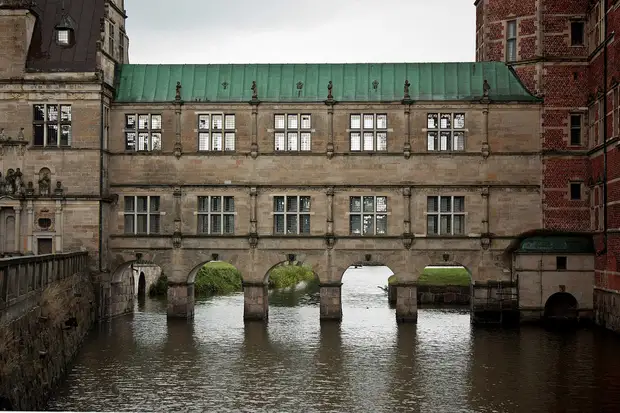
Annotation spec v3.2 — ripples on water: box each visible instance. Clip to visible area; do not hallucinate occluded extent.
[47,268,620,413]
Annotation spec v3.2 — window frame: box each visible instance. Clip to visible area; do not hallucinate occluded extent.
[506,20,517,62]
[33,103,72,147]
[349,113,388,152]
[570,182,582,200]
[614,86,620,138]
[103,106,110,150]
[107,20,115,57]
[426,113,466,152]
[274,114,312,152]
[123,196,161,235]
[569,113,582,146]
[348,196,389,236]
[556,256,567,270]
[570,21,585,46]
[197,196,235,235]
[124,113,163,152]
[426,195,466,236]
[592,184,604,231]
[588,1,605,53]
[273,195,311,235]
[197,113,236,152]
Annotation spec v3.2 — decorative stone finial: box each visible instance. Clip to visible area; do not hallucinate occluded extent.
[327,80,333,100]
[483,79,491,97]
[404,79,411,99]
[175,81,182,101]
[251,81,258,100]
[372,80,379,90]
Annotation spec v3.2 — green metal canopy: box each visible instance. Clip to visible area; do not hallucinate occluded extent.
[114,62,540,103]
[517,236,595,254]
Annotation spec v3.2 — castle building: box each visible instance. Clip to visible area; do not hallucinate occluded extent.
[0,0,609,325]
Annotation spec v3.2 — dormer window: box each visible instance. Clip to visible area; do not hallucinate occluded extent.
[54,12,76,47]
[56,29,70,46]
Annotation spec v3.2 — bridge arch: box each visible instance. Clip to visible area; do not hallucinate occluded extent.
[185,251,248,284]
[544,292,579,321]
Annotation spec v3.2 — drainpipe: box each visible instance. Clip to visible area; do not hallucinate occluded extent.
[600,1,610,256]
[98,87,104,272]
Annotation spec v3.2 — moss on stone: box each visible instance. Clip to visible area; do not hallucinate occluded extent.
[417,267,471,286]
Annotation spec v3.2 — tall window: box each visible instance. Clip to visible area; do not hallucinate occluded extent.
[598,99,604,145]
[275,114,312,151]
[349,114,387,151]
[506,20,517,62]
[570,114,582,146]
[349,196,388,235]
[427,196,465,235]
[571,21,585,46]
[108,21,115,56]
[124,196,160,234]
[589,1,605,53]
[33,104,72,147]
[198,114,235,151]
[273,196,311,235]
[427,113,465,151]
[588,104,596,146]
[125,114,162,151]
[118,31,125,62]
[197,196,235,234]
[103,106,110,150]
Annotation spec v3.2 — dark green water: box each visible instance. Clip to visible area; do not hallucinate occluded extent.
[47,268,620,412]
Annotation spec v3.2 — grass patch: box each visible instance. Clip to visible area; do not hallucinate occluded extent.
[268,262,316,289]
[148,273,168,297]
[194,262,243,296]
[386,267,471,286]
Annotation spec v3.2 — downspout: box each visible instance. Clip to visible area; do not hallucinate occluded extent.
[98,87,104,272]
[601,0,609,256]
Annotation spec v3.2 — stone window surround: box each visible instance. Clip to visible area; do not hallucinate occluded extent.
[122,195,164,235]
[194,195,237,235]
[270,195,313,235]
[425,195,467,236]
[124,113,162,152]
[347,195,390,236]
[273,113,313,152]
[569,181,583,201]
[32,103,72,148]
[107,20,116,58]
[588,1,605,53]
[569,112,584,146]
[196,113,236,152]
[569,20,586,47]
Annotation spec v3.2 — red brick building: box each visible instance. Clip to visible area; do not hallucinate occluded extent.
[476,0,620,326]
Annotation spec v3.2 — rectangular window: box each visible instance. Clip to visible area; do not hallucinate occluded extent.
[123,196,161,235]
[592,184,604,231]
[588,104,596,146]
[427,113,465,152]
[198,114,235,151]
[108,21,115,57]
[119,32,125,62]
[274,114,311,151]
[427,196,465,236]
[349,196,388,235]
[556,256,567,270]
[33,104,72,147]
[103,106,110,150]
[273,196,311,235]
[125,114,162,151]
[197,196,235,234]
[570,114,582,146]
[598,99,604,145]
[349,114,388,152]
[570,182,582,200]
[571,21,585,46]
[589,2,605,53]
[614,87,620,137]
[506,20,517,62]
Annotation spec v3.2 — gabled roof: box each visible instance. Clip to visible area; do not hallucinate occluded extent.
[26,0,104,72]
[114,62,540,103]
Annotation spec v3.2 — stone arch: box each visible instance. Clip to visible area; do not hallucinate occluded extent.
[332,250,408,284]
[185,251,248,284]
[138,272,146,297]
[254,250,328,284]
[544,292,579,320]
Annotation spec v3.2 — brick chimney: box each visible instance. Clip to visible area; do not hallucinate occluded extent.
[0,0,38,79]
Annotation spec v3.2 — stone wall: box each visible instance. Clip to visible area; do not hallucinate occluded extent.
[594,288,620,334]
[0,272,96,411]
[417,285,470,306]
[91,270,134,320]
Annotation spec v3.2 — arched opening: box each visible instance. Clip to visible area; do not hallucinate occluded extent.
[544,292,579,324]
[341,263,394,313]
[188,260,243,298]
[416,264,472,307]
[138,272,146,297]
[265,260,320,307]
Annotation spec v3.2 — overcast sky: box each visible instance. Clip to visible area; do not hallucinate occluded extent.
[124,0,476,64]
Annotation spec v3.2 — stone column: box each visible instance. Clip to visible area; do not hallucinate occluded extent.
[326,186,334,235]
[26,200,33,253]
[173,186,182,248]
[250,103,259,158]
[325,103,335,158]
[250,187,257,234]
[54,200,63,252]
[173,100,183,158]
[481,105,490,158]
[167,282,195,318]
[243,281,268,321]
[13,206,21,253]
[403,187,411,235]
[320,282,342,321]
[403,103,412,158]
[395,283,418,323]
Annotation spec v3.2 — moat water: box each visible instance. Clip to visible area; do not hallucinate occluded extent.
[47,267,620,413]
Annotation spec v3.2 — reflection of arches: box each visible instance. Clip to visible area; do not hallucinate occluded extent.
[138,272,146,297]
[544,292,578,320]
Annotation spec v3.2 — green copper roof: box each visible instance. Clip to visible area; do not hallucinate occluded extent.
[114,62,539,103]
[517,236,594,254]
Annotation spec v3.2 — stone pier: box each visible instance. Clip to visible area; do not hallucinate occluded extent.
[243,281,268,321]
[395,283,418,323]
[167,282,194,319]
[320,282,342,321]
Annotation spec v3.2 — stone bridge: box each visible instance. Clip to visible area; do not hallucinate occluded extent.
[109,236,512,322]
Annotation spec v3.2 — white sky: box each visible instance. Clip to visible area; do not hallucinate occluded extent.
[125,0,476,64]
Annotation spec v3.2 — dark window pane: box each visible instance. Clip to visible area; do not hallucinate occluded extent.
[274,197,285,212]
[286,196,298,212]
[34,104,45,121]
[211,196,222,212]
[427,215,438,235]
[286,215,298,234]
[363,196,374,212]
[125,132,136,151]
[570,183,581,200]
[136,196,148,212]
[440,215,452,235]
[350,215,361,235]
[350,197,361,213]
[300,215,310,234]
[198,215,209,233]
[136,215,148,234]
[60,125,71,146]
[300,196,311,212]
[126,114,136,129]
[454,215,465,235]
[47,125,58,146]
[124,215,134,234]
[440,197,452,212]
[274,215,285,234]
[211,215,222,234]
[427,196,438,212]
[149,215,160,234]
[124,196,135,212]
[150,197,160,212]
[454,197,465,212]
[224,215,235,234]
[363,215,374,235]
[224,197,235,212]
[571,22,584,46]
[376,197,387,212]
[376,215,387,234]
[34,125,44,146]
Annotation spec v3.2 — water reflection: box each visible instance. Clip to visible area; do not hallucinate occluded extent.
[47,268,620,413]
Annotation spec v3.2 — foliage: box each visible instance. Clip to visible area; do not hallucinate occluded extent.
[148,273,168,297]
[268,262,317,290]
[386,267,471,286]
[194,262,243,296]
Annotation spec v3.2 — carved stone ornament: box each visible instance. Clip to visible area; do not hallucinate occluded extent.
[326,186,335,196]
[404,79,411,99]
[483,79,491,97]
[481,142,490,159]
[175,81,182,101]
[53,181,63,197]
[249,233,259,249]
[480,236,491,250]
[326,143,334,159]
[250,142,258,159]
[172,231,182,249]
[39,170,51,196]
[173,186,182,197]
[403,142,411,159]
[325,234,336,249]
[173,142,182,159]
[35,208,55,232]
[402,233,414,250]
[0,168,25,196]
[251,80,258,100]
[25,181,34,196]
[327,80,333,100]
